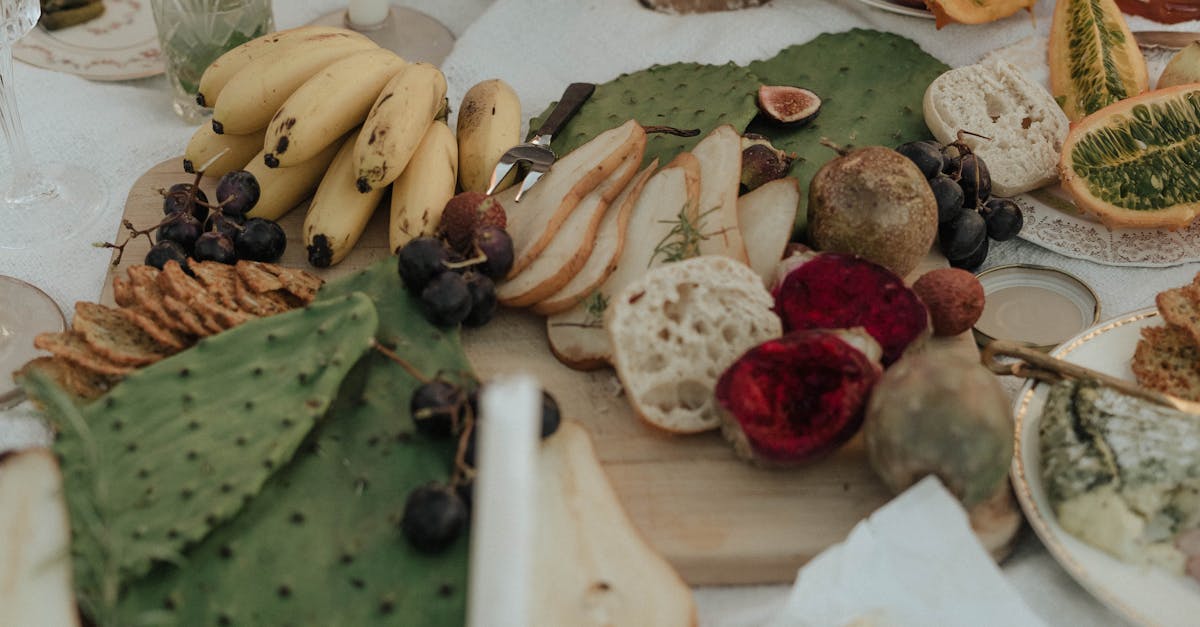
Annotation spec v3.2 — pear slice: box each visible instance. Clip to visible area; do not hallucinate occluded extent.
[1157,42,1200,89]
[547,153,701,370]
[0,449,80,627]
[500,120,646,278]
[497,150,642,307]
[533,161,658,316]
[533,422,695,626]
[692,125,748,263]
[738,177,800,285]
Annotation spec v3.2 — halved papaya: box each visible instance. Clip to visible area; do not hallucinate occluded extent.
[1059,84,1200,230]
[1049,0,1148,122]
[924,0,1036,28]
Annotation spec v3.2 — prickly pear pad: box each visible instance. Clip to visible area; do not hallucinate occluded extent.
[112,258,473,627]
[24,293,379,621]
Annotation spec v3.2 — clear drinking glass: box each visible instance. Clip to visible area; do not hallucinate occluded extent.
[149,0,274,123]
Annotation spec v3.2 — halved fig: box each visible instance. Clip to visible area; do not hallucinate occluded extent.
[717,328,883,466]
[756,85,821,125]
[772,252,929,365]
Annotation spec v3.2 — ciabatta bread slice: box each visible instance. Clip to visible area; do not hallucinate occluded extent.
[924,60,1069,197]
[737,177,799,285]
[547,153,701,370]
[500,119,646,277]
[607,255,781,433]
[497,150,642,307]
[533,161,658,316]
[692,125,748,262]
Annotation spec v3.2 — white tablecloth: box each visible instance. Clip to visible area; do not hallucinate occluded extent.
[2,0,1195,624]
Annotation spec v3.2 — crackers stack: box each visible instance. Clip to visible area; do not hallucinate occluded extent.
[20,260,321,401]
[1133,274,1200,400]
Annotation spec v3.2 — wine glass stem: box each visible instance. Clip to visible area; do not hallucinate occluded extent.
[0,41,42,202]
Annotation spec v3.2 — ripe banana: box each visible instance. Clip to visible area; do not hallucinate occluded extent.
[182,124,265,177]
[456,79,521,193]
[353,62,447,192]
[304,128,387,267]
[197,26,365,108]
[263,48,406,168]
[244,137,344,221]
[212,34,378,136]
[389,121,457,252]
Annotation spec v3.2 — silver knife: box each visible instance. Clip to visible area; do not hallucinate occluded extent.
[1134,31,1200,49]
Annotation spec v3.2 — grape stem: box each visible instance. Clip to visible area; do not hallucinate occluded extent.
[370,340,433,383]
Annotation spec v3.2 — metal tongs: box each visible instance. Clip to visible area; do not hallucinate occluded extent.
[981,339,1200,414]
[486,82,595,201]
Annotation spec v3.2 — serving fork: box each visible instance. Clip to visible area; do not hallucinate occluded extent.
[486,82,595,202]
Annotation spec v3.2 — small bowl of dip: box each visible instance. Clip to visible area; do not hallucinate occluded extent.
[972,264,1100,352]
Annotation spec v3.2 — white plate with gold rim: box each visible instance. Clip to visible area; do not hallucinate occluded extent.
[1012,307,1200,627]
[13,0,163,81]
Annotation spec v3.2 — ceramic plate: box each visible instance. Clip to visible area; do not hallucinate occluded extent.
[13,0,163,81]
[852,0,934,19]
[1012,308,1200,627]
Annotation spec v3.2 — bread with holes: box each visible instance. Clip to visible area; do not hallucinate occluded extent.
[606,255,781,433]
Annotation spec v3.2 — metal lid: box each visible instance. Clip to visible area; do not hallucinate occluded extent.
[972,264,1101,352]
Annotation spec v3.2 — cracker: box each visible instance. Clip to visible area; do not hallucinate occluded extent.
[188,288,254,331]
[17,356,117,402]
[33,332,136,377]
[129,277,193,338]
[157,260,204,303]
[235,260,285,294]
[112,276,135,308]
[73,302,170,366]
[191,261,242,311]
[119,307,190,352]
[261,263,323,303]
[1133,325,1200,401]
[233,278,294,317]
[162,295,213,337]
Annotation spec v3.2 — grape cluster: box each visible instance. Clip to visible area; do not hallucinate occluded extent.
[145,170,285,270]
[896,137,1023,270]
[400,375,561,553]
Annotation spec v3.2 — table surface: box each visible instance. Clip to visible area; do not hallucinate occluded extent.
[3,0,1194,624]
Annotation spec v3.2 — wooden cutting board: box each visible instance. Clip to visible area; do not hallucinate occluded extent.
[103,157,976,585]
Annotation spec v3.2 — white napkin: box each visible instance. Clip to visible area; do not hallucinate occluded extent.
[768,476,1046,627]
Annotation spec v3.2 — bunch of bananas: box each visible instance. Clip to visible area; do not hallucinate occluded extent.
[181,26,522,267]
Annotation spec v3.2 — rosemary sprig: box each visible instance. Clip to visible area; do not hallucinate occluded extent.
[582,292,609,327]
[649,202,719,267]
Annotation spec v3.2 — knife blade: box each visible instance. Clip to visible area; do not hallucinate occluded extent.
[1134,30,1200,49]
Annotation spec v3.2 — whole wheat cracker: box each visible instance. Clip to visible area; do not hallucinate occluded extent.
[1156,284,1200,347]
[1133,325,1200,401]
[235,260,285,294]
[112,276,134,308]
[72,302,169,366]
[233,279,294,317]
[33,332,136,377]
[189,261,242,311]
[129,279,194,338]
[118,307,190,352]
[157,260,204,303]
[162,295,213,337]
[259,263,322,303]
[17,356,116,401]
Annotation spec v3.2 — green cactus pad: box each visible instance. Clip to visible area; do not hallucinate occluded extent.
[529,62,761,169]
[111,259,473,626]
[747,30,948,231]
[24,293,379,619]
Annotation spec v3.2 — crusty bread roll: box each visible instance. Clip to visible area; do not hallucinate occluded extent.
[606,255,781,434]
[923,60,1069,197]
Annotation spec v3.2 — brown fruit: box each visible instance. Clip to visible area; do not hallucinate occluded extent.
[911,268,985,336]
[437,192,487,253]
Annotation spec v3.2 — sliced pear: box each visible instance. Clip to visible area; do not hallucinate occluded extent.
[0,449,80,627]
[738,177,800,285]
[692,125,748,263]
[1158,42,1200,89]
[500,120,646,278]
[533,422,695,626]
[547,153,701,370]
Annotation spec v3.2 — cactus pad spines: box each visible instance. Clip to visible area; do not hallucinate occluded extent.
[112,258,472,626]
[528,62,761,170]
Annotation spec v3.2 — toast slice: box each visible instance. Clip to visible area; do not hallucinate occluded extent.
[497,151,642,307]
[692,125,747,263]
[533,161,658,315]
[0,450,80,627]
[547,153,702,370]
[737,177,800,285]
[500,119,645,278]
[1133,324,1200,401]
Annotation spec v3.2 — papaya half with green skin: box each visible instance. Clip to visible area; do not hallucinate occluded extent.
[1059,84,1200,230]
[924,0,1036,29]
[1048,0,1148,122]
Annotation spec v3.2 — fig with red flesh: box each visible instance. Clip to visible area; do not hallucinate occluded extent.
[772,252,929,366]
[717,328,883,466]
[757,85,821,125]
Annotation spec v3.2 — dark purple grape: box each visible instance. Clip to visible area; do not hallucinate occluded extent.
[454,480,474,513]
[475,226,513,280]
[929,175,966,225]
[215,170,260,215]
[410,380,467,437]
[941,143,963,175]
[939,210,987,261]
[234,217,286,262]
[420,272,472,327]
[157,213,203,253]
[204,210,245,239]
[896,141,945,179]
[193,232,237,264]
[397,237,450,292]
[540,391,561,439]
[958,154,992,208]
[162,183,209,223]
[948,234,989,270]
[145,240,189,270]
[400,482,468,553]
[981,197,1024,242]
[461,272,497,328]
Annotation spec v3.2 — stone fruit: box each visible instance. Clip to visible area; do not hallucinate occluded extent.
[1157,42,1200,89]
[717,329,883,466]
[911,268,985,337]
[807,145,937,279]
[772,251,929,366]
[1049,0,1148,122]
[756,85,821,125]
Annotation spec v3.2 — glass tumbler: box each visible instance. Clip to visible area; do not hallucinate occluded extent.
[149,0,274,123]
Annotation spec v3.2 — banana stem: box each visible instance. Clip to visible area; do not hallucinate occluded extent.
[0,41,49,205]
